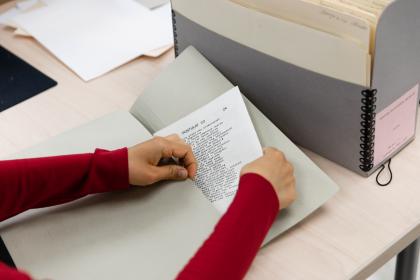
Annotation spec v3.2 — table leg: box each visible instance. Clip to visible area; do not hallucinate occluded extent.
[395,239,419,280]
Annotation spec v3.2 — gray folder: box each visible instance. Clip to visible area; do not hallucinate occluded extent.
[0,47,338,280]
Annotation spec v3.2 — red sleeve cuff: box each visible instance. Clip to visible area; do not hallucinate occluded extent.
[0,263,32,280]
[237,173,280,214]
[92,148,130,192]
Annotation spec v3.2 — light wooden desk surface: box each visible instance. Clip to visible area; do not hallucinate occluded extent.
[0,2,419,279]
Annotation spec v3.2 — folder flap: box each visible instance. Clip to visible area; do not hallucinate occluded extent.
[373,0,420,111]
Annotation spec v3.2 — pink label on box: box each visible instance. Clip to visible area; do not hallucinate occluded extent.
[374,84,419,166]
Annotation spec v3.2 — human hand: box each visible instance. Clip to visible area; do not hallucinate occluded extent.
[240,147,296,210]
[127,134,197,186]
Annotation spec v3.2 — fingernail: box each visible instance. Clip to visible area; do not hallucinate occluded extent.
[178,168,188,178]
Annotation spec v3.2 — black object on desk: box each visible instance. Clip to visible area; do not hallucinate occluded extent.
[0,45,57,112]
[0,236,15,268]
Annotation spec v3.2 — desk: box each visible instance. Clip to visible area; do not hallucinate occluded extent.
[0,2,419,279]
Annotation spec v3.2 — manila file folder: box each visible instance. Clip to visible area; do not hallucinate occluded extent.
[0,47,338,280]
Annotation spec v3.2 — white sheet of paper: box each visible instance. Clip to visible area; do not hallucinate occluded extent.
[11,3,173,57]
[2,0,46,28]
[0,7,19,27]
[143,44,172,57]
[12,32,173,55]
[13,27,30,36]
[143,3,173,57]
[155,87,263,213]
[15,0,39,10]
[13,0,173,81]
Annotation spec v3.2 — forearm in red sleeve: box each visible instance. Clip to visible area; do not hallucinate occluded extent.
[0,263,31,280]
[0,148,129,222]
[177,173,280,280]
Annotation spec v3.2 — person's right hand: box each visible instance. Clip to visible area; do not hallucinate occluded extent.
[240,147,296,210]
[127,134,197,187]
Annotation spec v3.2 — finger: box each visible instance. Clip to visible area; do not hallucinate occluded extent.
[264,147,287,161]
[277,150,286,161]
[263,147,277,155]
[286,162,294,174]
[161,140,198,178]
[165,134,184,143]
[152,165,189,181]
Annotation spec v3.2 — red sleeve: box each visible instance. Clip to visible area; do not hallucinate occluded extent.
[0,148,130,280]
[0,263,31,280]
[0,148,130,222]
[176,173,280,280]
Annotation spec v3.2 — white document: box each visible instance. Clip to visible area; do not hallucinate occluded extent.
[15,0,38,10]
[0,7,19,26]
[2,0,46,28]
[13,27,30,37]
[13,0,173,81]
[143,3,174,57]
[10,2,173,57]
[155,87,263,213]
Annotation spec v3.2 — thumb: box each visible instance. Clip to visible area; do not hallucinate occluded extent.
[154,165,189,181]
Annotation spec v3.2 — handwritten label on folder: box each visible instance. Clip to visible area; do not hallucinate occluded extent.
[374,84,419,166]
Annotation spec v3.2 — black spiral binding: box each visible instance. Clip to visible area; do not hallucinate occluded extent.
[359,89,377,172]
[171,9,179,57]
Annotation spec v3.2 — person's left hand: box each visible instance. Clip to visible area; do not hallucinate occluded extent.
[127,134,197,186]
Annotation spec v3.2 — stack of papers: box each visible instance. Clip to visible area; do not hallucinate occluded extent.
[231,0,393,87]
[232,0,392,54]
[0,0,173,81]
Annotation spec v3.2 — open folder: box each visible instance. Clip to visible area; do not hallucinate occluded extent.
[0,47,338,280]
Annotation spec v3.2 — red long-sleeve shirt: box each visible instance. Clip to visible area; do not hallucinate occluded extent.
[0,148,279,280]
